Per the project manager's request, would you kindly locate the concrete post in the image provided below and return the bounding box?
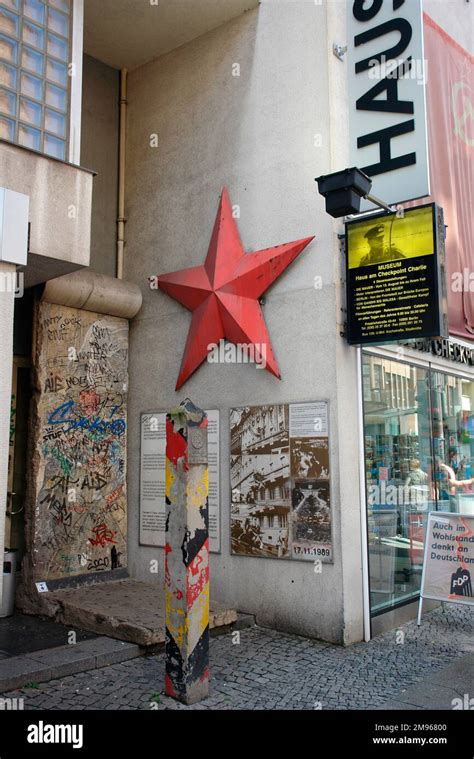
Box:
[165,398,209,704]
[0,263,16,609]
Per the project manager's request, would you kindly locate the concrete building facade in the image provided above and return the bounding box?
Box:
[0,0,472,645]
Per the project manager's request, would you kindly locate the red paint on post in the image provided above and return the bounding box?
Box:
[166,417,187,468]
[165,673,177,698]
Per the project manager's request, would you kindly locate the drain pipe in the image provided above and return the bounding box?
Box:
[117,68,128,280]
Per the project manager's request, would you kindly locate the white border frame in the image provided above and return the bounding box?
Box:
[357,347,372,641]
[68,0,84,165]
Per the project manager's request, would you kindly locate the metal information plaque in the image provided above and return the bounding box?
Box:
[139,410,220,552]
[230,401,332,562]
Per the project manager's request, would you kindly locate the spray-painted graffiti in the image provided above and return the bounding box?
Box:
[31,303,128,581]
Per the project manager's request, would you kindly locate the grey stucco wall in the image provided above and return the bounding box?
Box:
[424,0,473,51]
[81,54,119,278]
[123,0,364,645]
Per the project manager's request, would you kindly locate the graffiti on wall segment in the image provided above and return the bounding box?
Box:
[31,303,128,581]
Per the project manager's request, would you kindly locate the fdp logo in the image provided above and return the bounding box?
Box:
[450,568,473,597]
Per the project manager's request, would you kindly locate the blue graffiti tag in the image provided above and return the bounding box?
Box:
[47,400,126,437]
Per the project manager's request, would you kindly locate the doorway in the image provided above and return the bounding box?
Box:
[7,358,30,566]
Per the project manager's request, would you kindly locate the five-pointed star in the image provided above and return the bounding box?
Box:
[157,187,314,389]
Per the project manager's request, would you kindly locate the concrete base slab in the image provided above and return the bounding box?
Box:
[37,579,237,646]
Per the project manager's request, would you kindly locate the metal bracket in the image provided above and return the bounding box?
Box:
[333,43,347,61]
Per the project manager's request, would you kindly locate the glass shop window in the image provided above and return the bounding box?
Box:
[363,354,474,616]
[431,371,474,516]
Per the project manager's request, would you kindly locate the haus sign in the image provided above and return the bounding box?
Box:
[348,0,430,207]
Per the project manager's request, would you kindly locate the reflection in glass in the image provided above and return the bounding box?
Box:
[22,45,44,75]
[47,31,67,61]
[47,7,68,37]
[44,131,64,158]
[363,356,434,614]
[431,372,474,515]
[44,106,64,135]
[19,96,41,126]
[46,56,66,85]
[363,354,474,616]
[0,60,17,88]
[48,0,70,13]
[0,0,71,155]
[0,113,14,139]
[24,0,45,25]
[20,70,43,99]
[0,85,16,115]
[0,0,20,11]
[18,121,40,149]
[0,33,18,63]
[45,80,65,109]
[23,20,45,49]
[0,7,19,36]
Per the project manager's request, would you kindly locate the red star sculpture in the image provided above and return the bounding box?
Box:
[156,187,314,389]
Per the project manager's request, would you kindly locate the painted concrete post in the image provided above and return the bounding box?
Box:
[165,398,209,704]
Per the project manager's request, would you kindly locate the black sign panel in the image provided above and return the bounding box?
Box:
[346,203,448,345]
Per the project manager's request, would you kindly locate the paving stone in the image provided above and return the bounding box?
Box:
[0,604,471,710]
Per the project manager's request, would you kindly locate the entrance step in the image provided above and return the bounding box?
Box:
[39,579,238,647]
[0,637,140,692]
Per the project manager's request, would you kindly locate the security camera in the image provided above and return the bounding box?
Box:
[315,167,373,218]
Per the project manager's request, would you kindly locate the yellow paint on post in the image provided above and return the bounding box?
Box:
[165,457,176,501]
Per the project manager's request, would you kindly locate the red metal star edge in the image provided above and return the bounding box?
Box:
[156,187,314,390]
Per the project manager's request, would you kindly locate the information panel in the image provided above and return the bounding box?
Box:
[419,512,474,607]
[230,402,332,563]
[346,204,448,345]
[139,410,220,552]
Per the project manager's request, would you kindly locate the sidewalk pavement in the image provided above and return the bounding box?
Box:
[0,604,472,710]
[383,653,474,710]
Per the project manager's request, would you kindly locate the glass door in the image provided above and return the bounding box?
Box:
[363,353,474,617]
[363,354,436,614]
